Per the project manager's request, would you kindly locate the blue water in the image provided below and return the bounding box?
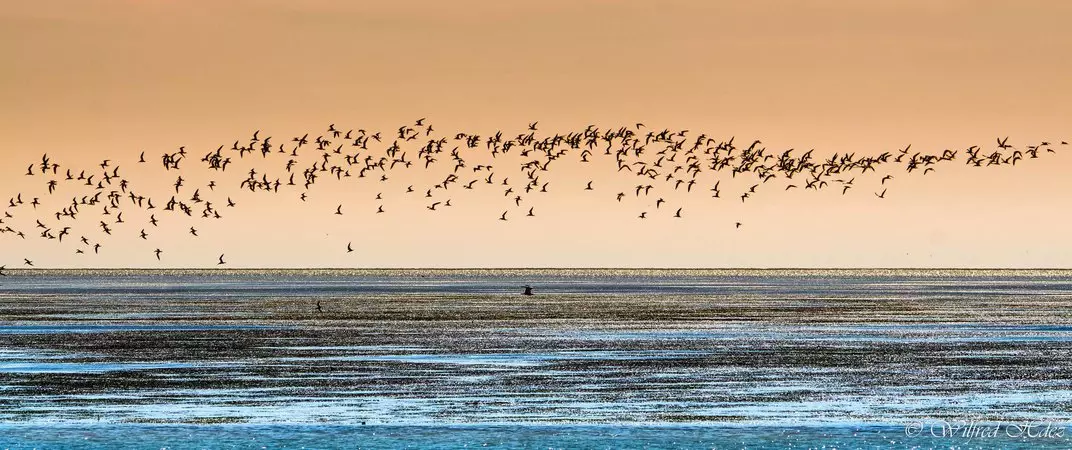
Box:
[1,269,1071,448]
[2,424,1071,449]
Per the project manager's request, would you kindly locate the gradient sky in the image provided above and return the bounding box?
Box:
[2,1,1071,268]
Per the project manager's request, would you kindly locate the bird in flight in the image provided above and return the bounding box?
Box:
[1,118,1061,268]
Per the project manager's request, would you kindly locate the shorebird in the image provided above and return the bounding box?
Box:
[0,119,1059,269]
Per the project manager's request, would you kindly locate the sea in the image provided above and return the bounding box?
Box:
[0,269,1070,449]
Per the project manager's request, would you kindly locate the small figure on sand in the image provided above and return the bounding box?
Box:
[316,300,323,313]
[522,285,534,296]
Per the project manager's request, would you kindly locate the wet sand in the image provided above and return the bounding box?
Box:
[1,270,1071,428]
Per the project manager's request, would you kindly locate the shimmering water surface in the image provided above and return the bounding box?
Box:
[1,269,1071,448]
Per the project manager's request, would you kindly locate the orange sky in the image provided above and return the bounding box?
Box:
[1,1,1070,268]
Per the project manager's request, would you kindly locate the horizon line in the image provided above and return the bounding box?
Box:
[4,267,1072,271]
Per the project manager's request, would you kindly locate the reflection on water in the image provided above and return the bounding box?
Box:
[1,270,1071,446]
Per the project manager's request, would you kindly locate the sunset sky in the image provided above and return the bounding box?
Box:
[2,1,1071,268]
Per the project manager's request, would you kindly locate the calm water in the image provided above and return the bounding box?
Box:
[1,269,1071,448]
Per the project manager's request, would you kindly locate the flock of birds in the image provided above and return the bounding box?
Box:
[0,119,1065,268]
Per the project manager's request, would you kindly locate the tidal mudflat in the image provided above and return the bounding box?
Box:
[1,269,1071,448]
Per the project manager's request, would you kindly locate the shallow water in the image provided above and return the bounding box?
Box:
[1,269,1071,447]
[2,424,1071,449]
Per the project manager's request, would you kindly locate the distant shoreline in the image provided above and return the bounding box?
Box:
[2,268,1072,278]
